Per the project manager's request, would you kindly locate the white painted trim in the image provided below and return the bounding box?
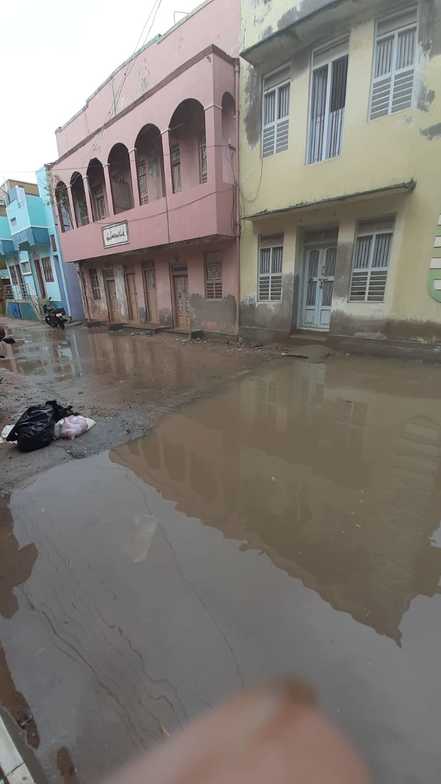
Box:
[434,280,441,290]
[434,236,441,248]
[430,258,441,269]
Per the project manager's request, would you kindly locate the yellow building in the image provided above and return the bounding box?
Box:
[239,0,441,341]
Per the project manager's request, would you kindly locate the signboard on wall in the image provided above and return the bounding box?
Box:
[102,221,129,248]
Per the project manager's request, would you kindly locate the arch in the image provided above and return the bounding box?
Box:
[168,99,207,192]
[221,92,236,184]
[134,124,165,205]
[70,172,89,227]
[55,181,72,233]
[87,158,108,221]
[108,143,134,214]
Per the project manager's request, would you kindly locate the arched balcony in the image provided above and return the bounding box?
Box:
[135,125,165,205]
[108,143,134,214]
[70,172,89,227]
[168,99,207,193]
[55,181,72,233]
[87,158,108,221]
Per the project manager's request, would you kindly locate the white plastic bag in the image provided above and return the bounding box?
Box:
[60,415,96,441]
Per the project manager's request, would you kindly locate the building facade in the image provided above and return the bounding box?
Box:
[0,174,83,320]
[50,0,240,334]
[239,0,441,341]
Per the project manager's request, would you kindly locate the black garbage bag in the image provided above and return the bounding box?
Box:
[6,400,76,453]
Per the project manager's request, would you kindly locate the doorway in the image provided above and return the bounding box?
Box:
[300,245,336,330]
[125,271,138,321]
[34,259,46,299]
[103,268,118,322]
[172,265,190,329]
[143,262,158,323]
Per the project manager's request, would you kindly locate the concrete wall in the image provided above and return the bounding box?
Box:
[239,0,441,340]
[80,239,238,334]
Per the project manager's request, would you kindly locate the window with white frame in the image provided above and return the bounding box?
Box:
[307,40,349,164]
[258,237,283,301]
[9,265,18,285]
[262,67,291,157]
[370,6,417,120]
[349,220,394,303]
[21,261,31,275]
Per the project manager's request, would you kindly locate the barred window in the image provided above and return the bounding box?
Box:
[349,221,394,303]
[9,265,18,285]
[205,254,222,299]
[199,136,208,184]
[42,257,54,283]
[258,241,283,301]
[171,144,182,193]
[90,269,101,300]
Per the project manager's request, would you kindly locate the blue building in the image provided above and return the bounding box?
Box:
[0,170,83,321]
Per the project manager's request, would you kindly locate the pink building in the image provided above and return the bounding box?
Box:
[50,0,240,333]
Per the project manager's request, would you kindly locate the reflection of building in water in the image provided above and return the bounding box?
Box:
[112,361,441,643]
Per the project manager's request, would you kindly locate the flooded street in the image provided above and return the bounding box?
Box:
[2,349,441,782]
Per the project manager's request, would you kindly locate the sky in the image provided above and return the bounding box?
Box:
[0,0,202,183]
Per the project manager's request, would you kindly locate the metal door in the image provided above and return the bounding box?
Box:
[173,273,190,329]
[301,246,336,330]
[125,272,138,321]
[143,262,158,322]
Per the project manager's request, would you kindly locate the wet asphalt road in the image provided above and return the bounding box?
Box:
[2,325,441,782]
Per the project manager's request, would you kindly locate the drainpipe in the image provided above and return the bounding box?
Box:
[234,59,241,338]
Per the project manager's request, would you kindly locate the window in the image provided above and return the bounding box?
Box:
[10,217,17,227]
[262,67,291,157]
[21,261,31,275]
[205,254,223,299]
[370,6,417,119]
[171,144,182,193]
[308,41,349,164]
[90,269,101,300]
[42,257,54,283]
[199,136,207,184]
[258,239,283,301]
[9,265,18,285]
[349,220,394,302]
[137,160,148,204]
[50,235,57,252]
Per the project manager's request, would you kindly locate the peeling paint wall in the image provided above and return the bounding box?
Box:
[240,0,441,339]
[79,240,238,334]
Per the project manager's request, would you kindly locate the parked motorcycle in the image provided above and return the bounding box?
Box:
[43,303,69,330]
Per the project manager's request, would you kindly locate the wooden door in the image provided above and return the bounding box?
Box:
[105,277,118,322]
[143,263,158,323]
[173,273,190,329]
[34,259,46,299]
[125,271,138,321]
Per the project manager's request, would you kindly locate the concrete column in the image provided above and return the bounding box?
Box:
[204,104,223,187]
[103,164,115,218]
[83,176,93,224]
[66,186,76,229]
[129,149,139,207]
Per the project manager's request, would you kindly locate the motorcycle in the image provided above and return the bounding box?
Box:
[43,303,69,330]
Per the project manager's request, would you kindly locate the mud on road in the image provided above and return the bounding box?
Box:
[0,321,273,493]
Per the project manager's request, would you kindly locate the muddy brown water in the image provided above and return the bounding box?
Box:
[2,356,441,782]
